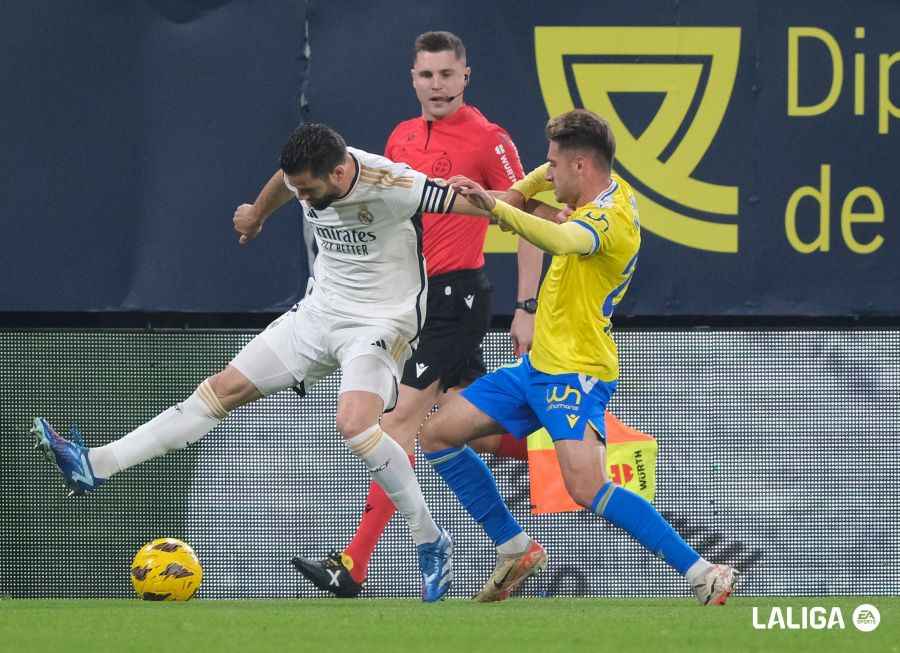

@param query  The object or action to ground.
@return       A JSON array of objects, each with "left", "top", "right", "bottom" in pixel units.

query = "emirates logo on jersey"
[
  {"left": 314, "top": 224, "right": 378, "bottom": 256},
  {"left": 358, "top": 206, "right": 374, "bottom": 225}
]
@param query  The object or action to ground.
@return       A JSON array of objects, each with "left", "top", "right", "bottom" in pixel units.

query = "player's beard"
[{"left": 310, "top": 190, "right": 341, "bottom": 211}]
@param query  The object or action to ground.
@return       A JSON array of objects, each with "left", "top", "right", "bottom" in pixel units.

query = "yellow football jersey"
[{"left": 529, "top": 174, "right": 641, "bottom": 381}]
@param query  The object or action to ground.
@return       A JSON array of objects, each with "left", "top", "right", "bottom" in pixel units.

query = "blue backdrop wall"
[{"left": 2, "top": 1, "right": 898, "bottom": 316}]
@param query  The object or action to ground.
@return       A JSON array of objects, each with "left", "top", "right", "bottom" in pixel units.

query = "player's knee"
[{"left": 335, "top": 406, "right": 375, "bottom": 439}]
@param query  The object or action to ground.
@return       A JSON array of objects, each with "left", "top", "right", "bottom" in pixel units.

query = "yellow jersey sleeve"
[
  {"left": 490, "top": 200, "right": 595, "bottom": 255},
  {"left": 510, "top": 163, "right": 553, "bottom": 200},
  {"left": 569, "top": 204, "right": 619, "bottom": 256}
]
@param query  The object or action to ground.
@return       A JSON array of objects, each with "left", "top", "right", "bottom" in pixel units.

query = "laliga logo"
[
  {"left": 752, "top": 604, "right": 880, "bottom": 631},
  {"left": 535, "top": 27, "right": 741, "bottom": 252}
]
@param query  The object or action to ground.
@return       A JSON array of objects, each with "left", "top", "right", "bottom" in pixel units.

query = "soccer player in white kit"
[{"left": 31, "top": 123, "right": 459, "bottom": 602}]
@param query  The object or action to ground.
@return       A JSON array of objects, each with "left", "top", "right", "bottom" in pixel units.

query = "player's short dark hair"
[
  {"left": 280, "top": 123, "right": 347, "bottom": 178},
  {"left": 545, "top": 109, "right": 616, "bottom": 170},
  {"left": 413, "top": 31, "right": 466, "bottom": 63}
]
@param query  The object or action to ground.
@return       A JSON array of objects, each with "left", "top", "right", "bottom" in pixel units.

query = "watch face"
[{"left": 518, "top": 298, "right": 537, "bottom": 314}]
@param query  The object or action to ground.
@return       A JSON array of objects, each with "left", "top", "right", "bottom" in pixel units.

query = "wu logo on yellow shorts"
[
  {"left": 546, "top": 385, "right": 581, "bottom": 406},
  {"left": 534, "top": 27, "right": 741, "bottom": 253}
]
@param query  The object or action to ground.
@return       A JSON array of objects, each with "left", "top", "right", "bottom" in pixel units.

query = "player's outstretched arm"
[
  {"left": 233, "top": 170, "right": 294, "bottom": 246},
  {"left": 446, "top": 184, "right": 493, "bottom": 217},
  {"left": 450, "top": 176, "right": 594, "bottom": 256}
]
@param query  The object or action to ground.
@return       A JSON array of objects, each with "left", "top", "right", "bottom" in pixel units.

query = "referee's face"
[{"left": 412, "top": 50, "right": 469, "bottom": 121}]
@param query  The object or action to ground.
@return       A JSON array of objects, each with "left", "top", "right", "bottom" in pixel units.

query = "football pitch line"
[{"left": 0, "top": 597, "right": 896, "bottom": 653}]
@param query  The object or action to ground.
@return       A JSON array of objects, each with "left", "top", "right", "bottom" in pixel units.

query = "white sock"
[
  {"left": 685, "top": 557, "right": 713, "bottom": 585},
  {"left": 346, "top": 425, "right": 441, "bottom": 545},
  {"left": 88, "top": 380, "right": 228, "bottom": 478},
  {"left": 497, "top": 531, "right": 530, "bottom": 555}
]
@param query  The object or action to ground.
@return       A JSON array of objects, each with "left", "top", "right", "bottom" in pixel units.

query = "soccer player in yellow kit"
[{"left": 420, "top": 109, "right": 740, "bottom": 604}]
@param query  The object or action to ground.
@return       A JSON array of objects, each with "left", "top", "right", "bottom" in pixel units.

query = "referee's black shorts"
[{"left": 402, "top": 268, "right": 493, "bottom": 391}]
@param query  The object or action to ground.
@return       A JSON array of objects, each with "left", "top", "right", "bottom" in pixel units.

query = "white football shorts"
[{"left": 230, "top": 295, "right": 416, "bottom": 410}]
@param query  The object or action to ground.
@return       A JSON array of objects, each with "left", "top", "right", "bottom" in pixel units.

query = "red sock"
[
  {"left": 343, "top": 453, "right": 414, "bottom": 583},
  {"left": 495, "top": 434, "right": 528, "bottom": 460}
]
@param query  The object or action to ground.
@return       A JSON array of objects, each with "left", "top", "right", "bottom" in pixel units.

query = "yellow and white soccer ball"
[{"left": 130, "top": 538, "right": 203, "bottom": 601}]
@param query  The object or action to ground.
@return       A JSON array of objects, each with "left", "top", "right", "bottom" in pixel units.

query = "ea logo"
[
  {"left": 535, "top": 26, "right": 741, "bottom": 252},
  {"left": 852, "top": 604, "right": 880, "bottom": 632}
]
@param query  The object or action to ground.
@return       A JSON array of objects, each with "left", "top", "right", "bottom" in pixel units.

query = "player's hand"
[
  {"left": 554, "top": 206, "right": 574, "bottom": 223},
  {"left": 448, "top": 175, "right": 496, "bottom": 212},
  {"left": 233, "top": 203, "right": 263, "bottom": 245},
  {"left": 510, "top": 309, "right": 535, "bottom": 356}
]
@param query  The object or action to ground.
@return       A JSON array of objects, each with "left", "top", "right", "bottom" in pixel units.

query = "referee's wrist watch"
[{"left": 515, "top": 298, "right": 538, "bottom": 314}]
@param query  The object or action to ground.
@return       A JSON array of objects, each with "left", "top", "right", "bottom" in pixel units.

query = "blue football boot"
[
  {"left": 31, "top": 417, "right": 105, "bottom": 496},
  {"left": 418, "top": 527, "right": 453, "bottom": 602}
]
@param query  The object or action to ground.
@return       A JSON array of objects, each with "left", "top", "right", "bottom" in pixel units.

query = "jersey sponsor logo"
[
  {"left": 494, "top": 143, "right": 518, "bottom": 183},
  {"left": 432, "top": 157, "right": 452, "bottom": 177},
  {"left": 415, "top": 363, "right": 429, "bottom": 378},
  {"left": 546, "top": 385, "right": 581, "bottom": 411},
  {"left": 535, "top": 26, "right": 741, "bottom": 252},
  {"left": 314, "top": 225, "right": 377, "bottom": 256},
  {"left": 464, "top": 294, "right": 475, "bottom": 309}
]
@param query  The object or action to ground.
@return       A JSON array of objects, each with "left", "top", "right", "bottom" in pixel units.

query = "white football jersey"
[{"left": 285, "top": 147, "right": 454, "bottom": 340}]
